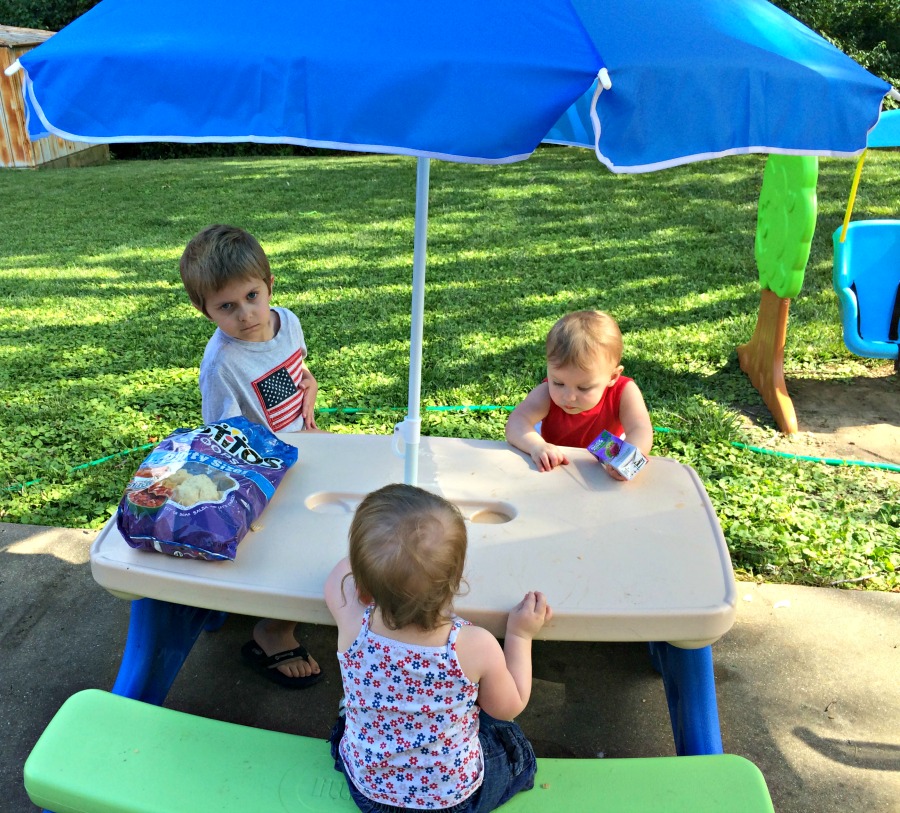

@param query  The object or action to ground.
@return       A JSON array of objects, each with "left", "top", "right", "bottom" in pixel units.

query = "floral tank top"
[{"left": 338, "top": 608, "right": 484, "bottom": 809}]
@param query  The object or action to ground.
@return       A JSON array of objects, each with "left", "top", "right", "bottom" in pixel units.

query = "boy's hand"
[
  {"left": 530, "top": 442, "right": 569, "bottom": 472},
  {"left": 602, "top": 463, "right": 627, "bottom": 482},
  {"left": 299, "top": 369, "right": 319, "bottom": 430},
  {"left": 506, "top": 591, "right": 553, "bottom": 640}
]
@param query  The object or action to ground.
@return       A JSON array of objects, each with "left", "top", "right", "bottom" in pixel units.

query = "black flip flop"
[{"left": 240, "top": 640, "right": 324, "bottom": 689}]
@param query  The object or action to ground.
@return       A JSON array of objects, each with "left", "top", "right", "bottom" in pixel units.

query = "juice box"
[{"left": 587, "top": 430, "right": 647, "bottom": 480}]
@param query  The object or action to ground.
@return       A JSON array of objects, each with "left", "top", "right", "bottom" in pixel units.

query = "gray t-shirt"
[{"left": 199, "top": 306, "right": 308, "bottom": 432}]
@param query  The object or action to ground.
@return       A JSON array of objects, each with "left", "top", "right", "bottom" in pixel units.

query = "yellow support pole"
[{"left": 839, "top": 149, "right": 868, "bottom": 243}]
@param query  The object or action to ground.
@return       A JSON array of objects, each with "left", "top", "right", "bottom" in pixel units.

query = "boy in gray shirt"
[{"left": 180, "top": 224, "right": 322, "bottom": 688}]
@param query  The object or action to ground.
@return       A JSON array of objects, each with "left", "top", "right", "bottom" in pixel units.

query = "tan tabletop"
[{"left": 91, "top": 433, "right": 736, "bottom": 647}]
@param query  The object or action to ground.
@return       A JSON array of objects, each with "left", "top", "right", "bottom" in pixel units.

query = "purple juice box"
[{"left": 587, "top": 430, "right": 647, "bottom": 480}]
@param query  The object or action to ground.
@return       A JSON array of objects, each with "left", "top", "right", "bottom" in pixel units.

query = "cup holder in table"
[
  {"left": 304, "top": 492, "right": 364, "bottom": 514},
  {"left": 304, "top": 492, "right": 516, "bottom": 524},
  {"left": 457, "top": 500, "right": 517, "bottom": 524}
]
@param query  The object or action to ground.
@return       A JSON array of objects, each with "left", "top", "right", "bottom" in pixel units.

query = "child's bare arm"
[
  {"left": 324, "top": 557, "right": 352, "bottom": 617},
  {"left": 618, "top": 381, "right": 653, "bottom": 457},
  {"left": 505, "top": 386, "right": 569, "bottom": 472},
  {"left": 298, "top": 364, "right": 319, "bottom": 430},
  {"left": 502, "top": 591, "right": 553, "bottom": 703},
  {"left": 325, "top": 558, "right": 366, "bottom": 648},
  {"left": 458, "top": 591, "right": 553, "bottom": 720},
  {"left": 598, "top": 381, "right": 653, "bottom": 482}
]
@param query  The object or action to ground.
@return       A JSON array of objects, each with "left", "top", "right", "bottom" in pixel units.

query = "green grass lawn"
[{"left": 1, "top": 147, "right": 898, "bottom": 589}]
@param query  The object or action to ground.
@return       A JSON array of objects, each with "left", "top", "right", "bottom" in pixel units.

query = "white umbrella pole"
[{"left": 397, "top": 157, "right": 430, "bottom": 485}]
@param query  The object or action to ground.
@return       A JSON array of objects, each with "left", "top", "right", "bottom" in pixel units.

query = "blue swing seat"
[{"left": 832, "top": 220, "right": 900, "bottom": 363}]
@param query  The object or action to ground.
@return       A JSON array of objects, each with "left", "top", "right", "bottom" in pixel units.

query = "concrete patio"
[{"left": 1, "top": 522, "right": 898, "bottom": 812}]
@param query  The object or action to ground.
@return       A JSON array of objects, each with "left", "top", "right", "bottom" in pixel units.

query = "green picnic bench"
[{"left": 25, "top": 690, "right": 775, "bottom": 813}]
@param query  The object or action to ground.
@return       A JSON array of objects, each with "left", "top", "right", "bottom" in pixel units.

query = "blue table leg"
[
  {"left": 111, "top": 598, "right": 220, "bottom": 705},
  {"left": 204, "top": 610, "right": 228, "bottom": 632},
  {"left": 648, "top": 641, "right": 723, "bottom": 756}
]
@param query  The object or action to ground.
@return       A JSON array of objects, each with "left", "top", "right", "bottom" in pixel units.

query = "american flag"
[{"left": 252, "top": 348, "right": 305, "bottom": 431}]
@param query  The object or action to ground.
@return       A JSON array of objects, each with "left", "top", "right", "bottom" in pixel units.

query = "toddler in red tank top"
[{"left": 505, "top": 310, "right": 653, "bottom": 480}]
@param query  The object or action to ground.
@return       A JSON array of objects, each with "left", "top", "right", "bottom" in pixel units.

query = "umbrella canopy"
[
  {"left": 7, "top": 0, "right": 893, "bottom": 482},
  {"left": 12, "top": 0, "right": 891, "bottom": 165}
]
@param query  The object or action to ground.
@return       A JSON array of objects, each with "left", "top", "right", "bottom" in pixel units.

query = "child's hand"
[
  {"left": 602, "top": 463, "right": 627, "bottom": 482},
  {"left": 531, "top": 442, "right": 569, "bottom": 472},
  {"left": 506, "top": 591, "right": 553, "bottom": 640},
  {"left": 299, "top": 369, "right": 319, "bottom": 430},
  {"left": 301, "top": 398, "right": 318, "bottom": 430}
]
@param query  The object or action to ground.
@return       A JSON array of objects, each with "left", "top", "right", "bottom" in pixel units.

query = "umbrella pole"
[{"left": 399, "top": 157, "right": 430, "bottom": 485}]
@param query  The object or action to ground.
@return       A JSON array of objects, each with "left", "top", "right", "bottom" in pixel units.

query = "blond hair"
[
  {"left": 179, "top": 225, "right": 271, "bottom": 317},
  {"left": 348, "top": 484, "right": 467, "bottom": 631},
  {"left": 546, "top": 311, "right": 623, "bottom": 370}
]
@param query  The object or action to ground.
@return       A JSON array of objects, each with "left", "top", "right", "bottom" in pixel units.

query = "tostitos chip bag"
[{"left": 117, "top": 417, "right": 298, "bottom": 560}]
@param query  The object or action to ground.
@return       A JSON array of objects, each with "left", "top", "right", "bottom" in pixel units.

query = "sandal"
[{"left": 240, "top": 640, "right": 323, "bottom": 689}]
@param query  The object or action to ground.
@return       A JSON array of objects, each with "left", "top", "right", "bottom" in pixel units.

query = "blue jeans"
[{"left": 329, "top": 710, "right": 537, "bottom": 813}]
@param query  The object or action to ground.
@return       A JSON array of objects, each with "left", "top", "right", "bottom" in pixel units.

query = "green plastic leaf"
[{"left": 755, "top": 155, "right": 819, "bottom": 298}]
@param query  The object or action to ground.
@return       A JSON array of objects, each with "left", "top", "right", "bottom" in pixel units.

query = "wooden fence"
[{"left": 1, "top": 25, "right": 108, "bottom": 169}]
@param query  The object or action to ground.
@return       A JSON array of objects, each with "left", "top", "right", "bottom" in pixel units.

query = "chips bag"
[{"left": 117, "top": 417, "right": 298, "bottom": 560}]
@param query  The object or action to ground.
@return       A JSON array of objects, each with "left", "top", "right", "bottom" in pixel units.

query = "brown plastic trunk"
[{"left": 737, "top": 289, "right": 798, "bottom": 435}]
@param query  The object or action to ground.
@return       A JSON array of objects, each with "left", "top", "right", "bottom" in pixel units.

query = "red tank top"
[{"left": 540, "top": 376, "right": 631, "bottom": 448}]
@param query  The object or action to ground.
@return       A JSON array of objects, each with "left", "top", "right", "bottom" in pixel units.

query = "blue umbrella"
[
  {"left": 13, "top": 0, "right": 891, "bottom": 162},
  {"left": 8, "top": 0, "right": 893, "bottom": 482}
]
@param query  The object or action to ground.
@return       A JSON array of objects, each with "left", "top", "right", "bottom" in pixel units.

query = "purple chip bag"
[{"left": 116, "top": 417, "right": 298, "bottom": 561}]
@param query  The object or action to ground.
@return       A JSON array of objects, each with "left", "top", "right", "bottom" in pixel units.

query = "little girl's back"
[{"left": 338, "top": 606, "right": 482, "bottom": 808}]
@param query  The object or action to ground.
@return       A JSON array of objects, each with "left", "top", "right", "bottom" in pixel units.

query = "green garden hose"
[
  {"left": 730, "top": 441, "right": 900, "bottom": 471},
  {"left": 5, "top": 404, "right": 899, "bottom": 492}
]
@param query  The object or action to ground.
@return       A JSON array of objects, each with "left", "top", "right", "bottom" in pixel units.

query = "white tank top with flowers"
[{"left": 338, "top": 607, "right": 484, "bottom": 809}]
